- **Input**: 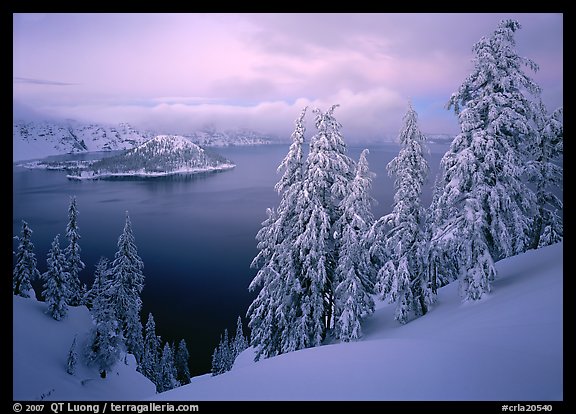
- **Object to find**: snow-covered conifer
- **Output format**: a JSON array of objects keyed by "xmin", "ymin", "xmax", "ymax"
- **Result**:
[
  {"xmin": 13, "ymin": 220, "xmax": 41, "ymax": 298},
  {"xmin": 232, "ymin": 316, "xmax": 248, "ymax": 359},
  {"xmin": 83, "ymin": 257, "xmax": 110, "ymax": 309},
  {"xmin": 108, "ymin": 212, "xmax": 145, "ymax": 361},
  {"xmin": 42, "ymin": 234, "xmax": 70, "ymax": 320},
  {"xmin": 85, "ymin": 277, "xmax": 123, "ymax": 379},
  {"xmin": 211, "ymin": 329, "xmax": 233, "ymax": 376},
  {"xmin": 248, "ymin": 107, "xmax": 309, "ymax": 360},
  {"xmin": 141, "ymin": 313, "xmax": 161, "ymax": 388},
  {"xmin": 527, "ymin": 106, "xmax": 563, "ymax": 248},
  {"xmin": 175, "ymin": 339, "xmax": 191, "ymax": 385},
  {"xmin": 378, "ymin": 103, "xmax": 430, "ymax": 323},
  {"xmin": 158, "ymin": 342, "xmax": 179, "ymax": 392},
  {"xmin": 334, "ymin": 149, "xmax": 376, "ymax": 341},
  {"xmin": 434, "ymin": 19, "xmax": 543, "ymax": 300},
  {"xmin": 65, "ymin": 196, "xmax": 85, "ymax": 306}
]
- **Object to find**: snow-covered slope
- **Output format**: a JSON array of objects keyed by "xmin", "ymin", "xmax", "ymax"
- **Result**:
[
  {"xmin": 13, "ymin": 296, "xmax": 156, "ymax": 401},
  {"xmin": 68, "ymin": 135, "xmax": 235, "ymax": 180},
  {"xmin": 13, "ymin": 120, "xmax": 154, "ymax": 162},
  {"xmin": 156, "ymin": 242, "xmax": 563, "ymax": 401}
]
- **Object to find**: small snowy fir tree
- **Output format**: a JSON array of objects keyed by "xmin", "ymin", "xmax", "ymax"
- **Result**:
[
  {"xmin": 83, "ymin": 257, "xmax": 110, "ymax": 309},
  {"xmin": 65, "ymin": 196, "xmax": 85, "ymax": 306},
  {"xmin": 211, "ymin": 329, "xmax": 233, "ymax": 376},
  {"xmin": 333, "ymin": 149, "xmax": 376, "ymax": 341},
  {"xmin": 42, "ymin": 234, "xmax": 71, "ymax": 321},
  {"xmin": 141, "ymin": 313, "xmax": 161, "ymax": 388},
  {"xmin": 13, "ymin": 220, "xmax": 41, "ymax": 297},
  {"xmin": 232, "ymin": 316, "xmax": 248, "ymax": 359},
  {"xmin": 526, "ymin": 106, "xmax": 563, "ymax": 248},
  {"xmin": 108, "ymin": 211, "xmax": 145, "ymax": 362},
  {"xmin": 66, "ymin": 335, "xmax": 78, "ymax": 375},
  {"xmin": 85, "ymin": 277, "xmax": 123, "ymax": 379},
  {"xmin": 379, "ymin": 103, "xmax": 430, "ymax": 323},
  {"xmin": 175, "ymin": 339, "xmax": 191, "ymax": 385},
  {"xmin": 433, "ymin": 19, "xmax": 544, "ymax": 301},
  {"xmin": 158, "ymin": 342, "xmax": 179, "ymax": 392}
]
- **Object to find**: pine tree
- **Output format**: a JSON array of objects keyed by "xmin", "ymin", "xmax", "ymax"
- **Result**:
[
  {"xmin": 42, "ymin": 235, "xmax": 71, "ymax": 321},
  {"xmin": 379, "ymin": 103, "xmax": 430, "ymax": 323},
  {"xmin": 108, "ymin": 212, "xmax": 145, "ymax": 361},
  {"xmin": 141, "ymin": 313, "xmax": 161, "ymax": 388},
  {"xmin": 211, "ymin": 343, "xmax": 221, "ymax": 376},
  {"xmin": 248, "ymin": 107, "xmax": 309, "ymax": 360},
  {"xmin": 434, "ymin": 19, "xmax": 543, "ymax": 301},
  {"xmin": 83, "ymin": 257, "xmax": 110, "ymax": 309},
  {"xmin": 65, "ymin": 196, "xmax": 85, "ymax": 306},
  {"xmin": 527, "ymin": 106, "xmax": 563, "ymax": 248},
  {"xmin": 249, "ymin": 105, "xmax": 356, "ymax": 358},
  {"xmin": 85, "ymin": 276, "xmax": 123, "ymax": 379},
  {"xmin": 66, "ymin": 335, "xmax": 78, "ymax": 375},
  {"xmin": 211, "ymin": 329, "xmax": 233, "ymax": 376},
  {"xmin": 158, "ymin": 342, "xmax": 179, "ymax": 392},
  {"xmin": 232, "ymin": 316, "xmax": 248, "ymax": 359},
  {"xmin": 13, "ymin": 220, "xmax": 41, "ymax": 298},
  {"xmin": 334, "ymin": 149, "xmax": 376, "ymax": 341},
  {"xmin": 294, "ymin": 104, "xmax": 355, "ymax": 343},
  {"xmin": 175, "ymin": 339, "xmax": 191, "ymax": 385}
]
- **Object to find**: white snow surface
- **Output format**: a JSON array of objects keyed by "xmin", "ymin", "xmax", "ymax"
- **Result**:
[
  {"xmin": 156, "ymin": 242, "xmax": 563, "ymax": 401},
  {"xmin": 13, "ymin": 296, "xmax": 155, "ymax": 401}
]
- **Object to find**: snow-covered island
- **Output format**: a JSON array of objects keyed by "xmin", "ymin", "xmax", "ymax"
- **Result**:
[{"xmin": 66, "ymin": 135, "xmax": 235, "ymax": 180}]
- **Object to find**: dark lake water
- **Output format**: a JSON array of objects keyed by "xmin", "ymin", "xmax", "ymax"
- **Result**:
[{"xmin": 12, "ymin": 143, "xmax": 449, "ymax": 377}]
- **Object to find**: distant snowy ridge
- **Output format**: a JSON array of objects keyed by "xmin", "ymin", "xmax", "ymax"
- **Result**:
[
  {"xmin": 155, "ymin": 242, "xmax": 563, "ymax": 401},
  {"xmin": 13, "ymin": 120, "xmax": 155, "ymax": 162},
  {"xmin": 67, "ymin": 135, "xmax": 235, "ymax": 180},
  {"xmin": 184, "ymin": 128, "xmax": 276, "ymax": 147},
  {"xmin": 13, "ymin": 120, "xmax": 277, "ymax": 162}
]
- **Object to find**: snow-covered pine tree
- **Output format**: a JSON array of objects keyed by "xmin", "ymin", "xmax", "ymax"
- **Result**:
[
  {"xmin": 248, "ymin": 107, "xmax": 308, "ymax": 360},
  {"xmin": 85, "ymin": 275, "xmax": 124, "ymax": 379},
  {"xmin": 220, "ymin": 329, "xmax": 233, "ymax": 372},
  {"xmin": 175, "ymin": 339, "xmax": 191, "ymax": 385},
  {"xmin": 13, "ymin": 220, "xmax": 41, "ymax": 298},
  {"xmin": 527, "ymin": 106, "xmax": 563, "ymax": 248},
  {"xmin": 210, "ymin": 342, "xmax": 222, "ymax": 376},
  {"xmin": 42, "ymin": 234, "xmax": 71, "ymax": 321},
  {"xmin": 232, "ymin": 316, "xmax": 248, "ymax": 359},
  {"xmin": 141, "ymin": 313, "xmax": 161, "ymax": 388},
  {"xmin": 433, "ymin": 19, "xmax": 544, "ymax": 301},
  {"xmin": 158, "ymin": 342, "xmax": 179, "ymax": 392},
  {"xmin": 211, "ymin": 329, "xmax": 233, "ymax": 375},
  {"xmin": 83, "ymin": 257, "xmax": 110, "ymax": 309},
  {"xmin": 378, "ymin": 103, "xmax": 430, "ymax": 323},
  {"xmin": 108, "ymin": 212, "xmax": 145, "ymax": 362},
  {"xmin": 333, "ymin": 149, "xmax": 376, "ymax": 341},
  {"xmin": 294, "ymin": 104, "xmax": 355, "ymax": 343},
  {"xmin": 66, "ymin": 335, "xmax": 78, "ymax": 375},
  {"xmin": 65, "ymin": 196, "xmax": 85, "ymax": 306}
]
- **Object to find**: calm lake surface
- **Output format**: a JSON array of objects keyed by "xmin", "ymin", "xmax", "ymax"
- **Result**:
[{"xmin": 13, "ymin": 143, "xmax": 449, "ymax": 376}]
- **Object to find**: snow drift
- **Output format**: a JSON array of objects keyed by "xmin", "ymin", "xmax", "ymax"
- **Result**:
[
  {"xmin": 156, "ymin": 242, "xmax": 563, "ymax": 401},
  {"xmin": 13, "ymin": 296, "xmax": 155, "ymax": 401}
]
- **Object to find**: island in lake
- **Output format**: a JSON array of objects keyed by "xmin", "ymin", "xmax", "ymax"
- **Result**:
[{"xmin": 66, "ymin": 135, "xmax": 235, "ymax": 180}]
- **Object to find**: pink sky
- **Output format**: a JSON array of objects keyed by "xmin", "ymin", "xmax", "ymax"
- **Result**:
[{"xmin": 13, "ymin": 13, "xmax": 563, "ymax": 141}]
